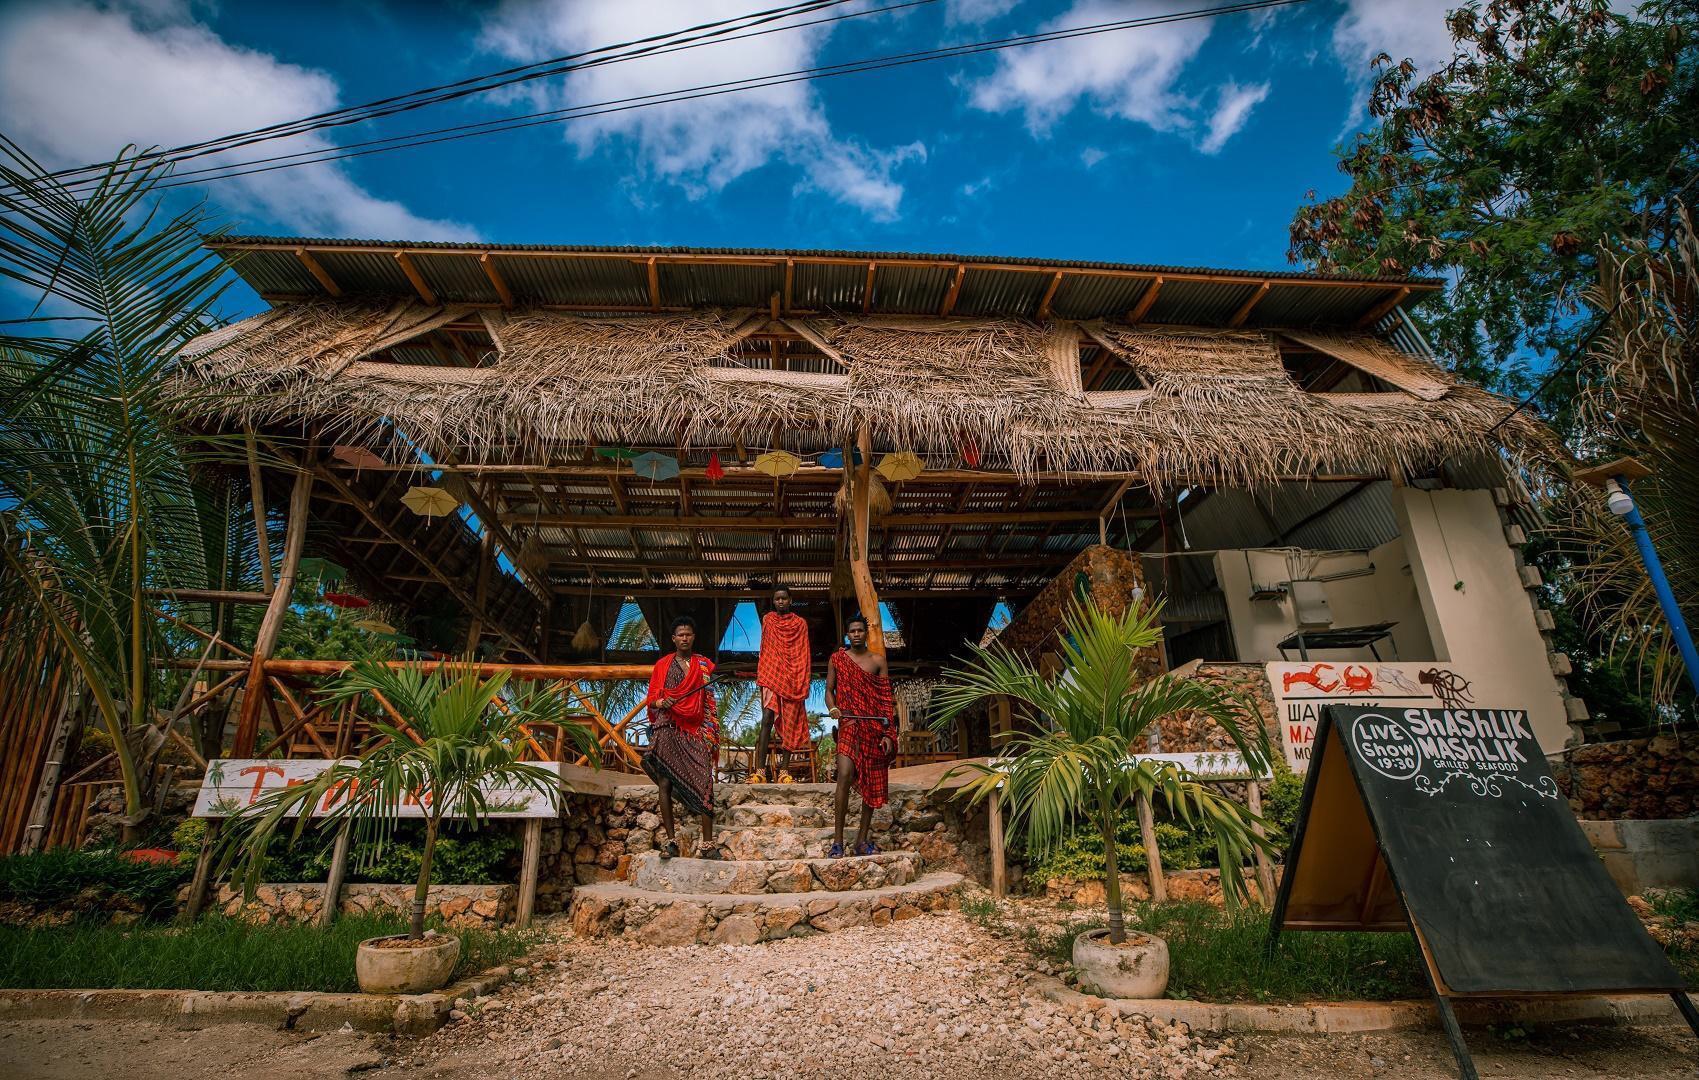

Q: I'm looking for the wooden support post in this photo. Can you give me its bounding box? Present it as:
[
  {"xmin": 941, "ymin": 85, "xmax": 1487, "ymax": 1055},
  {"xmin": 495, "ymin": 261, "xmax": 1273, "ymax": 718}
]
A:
[
  {"xmin": 847, "ymin": 427, "xmax": 886, "ymax": 656},
  {"xmin": 466, "ymin": 532, "xmax": 492, "ymax": 652},
  {"xmin": 183, "ymin": 818, "xmax": 222, "ymax": 920},
  {"xmin": 1137, "ymin": 792, "xmax": 1167, "ymax": 903},
  {"xmin": 245, "ymin": 432, "xmax": 274, "ymax": 593},
  {"xmin": 516, "ymin": 819, "xmax": 543, "ymax": 928},
  {"xmin": 234, "ymin": 460, "xmax": 314, "ymax": 755},
  {"xmin": 320, "ymin": 823, "xmax": 354, "ymax": 926},
  {"xmin": 988, "ymin": 787, "xmax": 1007, "ymax": 899},
  {"xmin": 1246, "ymin": 779, "xmax": 1277, "ymax": 906}
]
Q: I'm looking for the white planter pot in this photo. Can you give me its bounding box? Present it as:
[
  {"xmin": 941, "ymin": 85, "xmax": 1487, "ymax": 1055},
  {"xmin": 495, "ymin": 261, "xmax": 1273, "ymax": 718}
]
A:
[
  {"xmin": 355, "ymin": 934, "xmax": 461, "ymax": 994},
  {"xmin": 1071, "ymin": 926, "xmax": 1170, "ymax": 999}
]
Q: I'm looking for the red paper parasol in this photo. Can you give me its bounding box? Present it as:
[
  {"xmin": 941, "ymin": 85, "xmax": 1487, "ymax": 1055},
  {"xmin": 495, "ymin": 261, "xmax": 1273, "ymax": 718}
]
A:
[{"xmin": 324, "ymin": 592, "xmax": 370, "ymax": 609}]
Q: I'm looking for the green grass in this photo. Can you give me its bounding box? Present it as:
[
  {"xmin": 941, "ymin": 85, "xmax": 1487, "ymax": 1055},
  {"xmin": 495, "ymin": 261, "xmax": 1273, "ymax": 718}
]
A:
[
  {"xmin": 1647, "ymin": 888, "xmax": 1699, "ymax": 986},
  {"xmin": 0, "ymin": 915, "xmax": 535, "ymax": 993},
  {"xmin": 1003, "ymin": 900, "xmax": 1427, "ymax": 1003}
]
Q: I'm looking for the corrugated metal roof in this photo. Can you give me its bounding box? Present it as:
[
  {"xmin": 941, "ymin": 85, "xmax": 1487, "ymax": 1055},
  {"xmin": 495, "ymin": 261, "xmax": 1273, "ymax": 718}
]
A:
[{"xmin": 210, "ymin": 235, "xmax": 1439, "ymax": 326}]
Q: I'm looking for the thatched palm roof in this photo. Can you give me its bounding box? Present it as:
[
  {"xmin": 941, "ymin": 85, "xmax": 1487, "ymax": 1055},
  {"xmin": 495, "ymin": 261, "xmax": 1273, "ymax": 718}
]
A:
[{"xmin": 176, "ymin": 299, "xmax": 1542, "ymax": 489}]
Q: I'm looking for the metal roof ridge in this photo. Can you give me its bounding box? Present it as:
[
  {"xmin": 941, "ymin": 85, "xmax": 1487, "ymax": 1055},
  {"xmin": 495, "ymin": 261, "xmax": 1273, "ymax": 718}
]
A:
[{"xmin": 205, "ymin": 234, "xmax": 1442, "ymax": 288}]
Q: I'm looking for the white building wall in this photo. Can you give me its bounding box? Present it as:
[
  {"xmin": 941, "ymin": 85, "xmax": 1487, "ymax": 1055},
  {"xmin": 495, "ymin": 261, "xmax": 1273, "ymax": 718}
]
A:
[{"xmin": 1393, "ymin": 487, "xmax": 1569, "ymax": 752}]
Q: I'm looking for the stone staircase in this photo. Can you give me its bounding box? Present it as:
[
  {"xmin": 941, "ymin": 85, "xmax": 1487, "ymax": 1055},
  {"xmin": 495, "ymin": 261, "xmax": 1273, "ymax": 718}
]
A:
[{"xmin": 569, "ymin": 781, "xmax": 967, "ymax": 945}]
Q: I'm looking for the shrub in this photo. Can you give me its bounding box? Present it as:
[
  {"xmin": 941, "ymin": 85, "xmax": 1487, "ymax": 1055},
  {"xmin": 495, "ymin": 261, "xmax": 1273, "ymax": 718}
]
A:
[
  {"xmin": 1028, "ymin": 816, "xmax": 1209, "ymax": 887},
  {"xmin": 224, "ymin": 824, "xmax": 518, "ymax": 886},
  {"xmin": 0, "ymin": 849, "xmax": 190, "ymax": 919}
]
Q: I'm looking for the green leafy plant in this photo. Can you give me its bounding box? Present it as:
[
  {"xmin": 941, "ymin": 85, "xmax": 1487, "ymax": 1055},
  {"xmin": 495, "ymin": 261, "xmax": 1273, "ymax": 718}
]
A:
[
  {"xmin": 217, "ymin": 659, "xmax": 595, "ymax": 939},
  {"xmin": 0, "ymin": 849, "xmax": 190, "ymax": 918},
  {"xmin": 934, "ymin": 598, "xmax": 1273, "ymax": 944}
]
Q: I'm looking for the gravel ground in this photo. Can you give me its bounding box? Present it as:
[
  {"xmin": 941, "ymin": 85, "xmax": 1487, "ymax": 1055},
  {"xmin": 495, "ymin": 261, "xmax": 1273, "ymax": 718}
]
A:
[
  {"xmin": 398, "ymin": 910, "xmax": 1236, "ymax": 1080},
  {"xmin": 2, "ymin": 909, "xmax": 1692, "ymax": 1079}
]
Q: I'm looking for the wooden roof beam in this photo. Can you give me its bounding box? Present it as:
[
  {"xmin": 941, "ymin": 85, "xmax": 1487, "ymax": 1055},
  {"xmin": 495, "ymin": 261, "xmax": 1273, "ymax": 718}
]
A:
[
  {"xmin": 539, "ymin": 553, "xmax": 1082, "ymax": 573},
  {"xmin": 479, "ymin": 253, "xmax": 515, "ymax": 308},
  {"xmin": 939, "ymin": 264, "xmax": 967, "ymax": 316},
  {"xmin": 1037, "ymin": 271, "xmax": 1064, "ymax": 320},
  {"xmin": 294, "ymin": 248, "xmax": 341, "ymax": 297},
  {"xmin": 1355, "ymin": 285, "xmax": 1412, "ymax": 329},
  {"xmin": 1228, "ymin": 281, "xmax": 1271, "ymax": 328},
  {"xmin": 646, "ymin": 256, "xmax": 660, "ymax": 312},
  {"xmin": 312, "ymin": 466, "xmax": 537, "ymax": 660},
  {"xmin": 782, "ymin": 258, "xmax": 794, "ymax": 314},
  {"xmin": 1127, "ymin": 276, "xmax": 1163, "ymax": 323},
  {"xmin": 394, "ymin": 251, "xmax": 437, "ymax": 306},
  {"xmin": 863, "ymin": 261, "xmax": 877, "ymax": 313},
  {"xmin": 506, "ymin": 509, "xmax": 1145, "ymax": 529}
]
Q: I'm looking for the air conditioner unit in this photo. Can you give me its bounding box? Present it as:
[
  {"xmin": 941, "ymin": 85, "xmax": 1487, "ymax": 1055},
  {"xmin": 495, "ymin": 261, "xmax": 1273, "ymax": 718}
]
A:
[{"xmin": 1289, "ymin": 579, "xmax": 1333, "ymax": 629}]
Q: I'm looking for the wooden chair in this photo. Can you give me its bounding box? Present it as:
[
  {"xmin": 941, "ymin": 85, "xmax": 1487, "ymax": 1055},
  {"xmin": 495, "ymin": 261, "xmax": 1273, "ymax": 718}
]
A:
[{"xmin": 771, "ymin": 746, "xmax": 818, "ymax": 784}]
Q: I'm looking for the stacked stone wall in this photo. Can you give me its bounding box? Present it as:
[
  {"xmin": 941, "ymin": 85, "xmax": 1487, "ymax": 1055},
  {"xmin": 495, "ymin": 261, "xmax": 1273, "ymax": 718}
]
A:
[{"xmin": 1551, "ymin": 734, "xmax": 1698, "ymax": 820}]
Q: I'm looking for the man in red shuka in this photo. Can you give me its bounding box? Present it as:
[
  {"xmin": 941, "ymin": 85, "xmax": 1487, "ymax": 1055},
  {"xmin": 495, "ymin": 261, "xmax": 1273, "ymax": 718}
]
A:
[
  {"xmin": 825, "ymin": 613, "xmax": 897, "ymax": 858},
  {"xmin": 753, "ymin": 587, "xmax": 812, "ymax": 780},
  {"xmin": 640, "ymin": 616, "xmax": 723, "ymax": 860}
]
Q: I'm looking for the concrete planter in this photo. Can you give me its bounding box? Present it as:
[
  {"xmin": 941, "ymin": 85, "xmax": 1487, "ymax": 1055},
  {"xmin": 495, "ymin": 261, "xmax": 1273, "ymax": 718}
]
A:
[
  {"xmin": 1072, "ymin": 927, "xmax": 1170, "ymax": 999},
  {"xmin": 355, "ymin": 934, "xmax": 461, "ymax": 994}
]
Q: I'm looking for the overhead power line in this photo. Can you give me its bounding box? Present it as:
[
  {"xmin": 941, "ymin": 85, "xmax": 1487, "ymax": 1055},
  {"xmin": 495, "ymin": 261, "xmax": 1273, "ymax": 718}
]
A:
[
  {"xmin": 26, "ymin": 0, "xmax": 1313, "ymax": 202},
  {"xmin": 23, "ymin": 0, "xmax": 866, "ymax": 191}
]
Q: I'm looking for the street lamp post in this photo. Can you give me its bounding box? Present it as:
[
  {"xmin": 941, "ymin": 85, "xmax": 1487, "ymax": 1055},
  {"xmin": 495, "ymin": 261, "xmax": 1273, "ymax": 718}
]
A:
[{"xmin": 1576, "ymin": 458, "xmax": 1699, "ymax": 698}]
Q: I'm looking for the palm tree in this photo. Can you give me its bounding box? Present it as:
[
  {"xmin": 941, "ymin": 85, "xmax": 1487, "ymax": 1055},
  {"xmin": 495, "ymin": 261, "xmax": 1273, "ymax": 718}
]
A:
[
  {"xmin": 1563, "ymin": 205, "xmax": 1699, "ymax": 713},
  {"xmin": 0, "ymin": 140, "xmax": 235, "ymax": 836},
  {"xmin": 217, "ymin": 659, "xmax": 598, "ymax": 939},
  {"xmin": 934, "ymin": 598, "xmax": 1272, "ymax": 944}
]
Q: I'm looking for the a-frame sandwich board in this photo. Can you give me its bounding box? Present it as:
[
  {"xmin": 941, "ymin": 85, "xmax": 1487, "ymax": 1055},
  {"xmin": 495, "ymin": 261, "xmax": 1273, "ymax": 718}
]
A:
[{"xmin": 1269, "ymin": 703, "xmax": 1696, "ymax": 1079}]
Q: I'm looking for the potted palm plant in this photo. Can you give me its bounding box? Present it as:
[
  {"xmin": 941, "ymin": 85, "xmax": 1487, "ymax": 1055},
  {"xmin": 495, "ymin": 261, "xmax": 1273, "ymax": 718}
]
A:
[
  {"xmin": 218, "ymin": 659, "xmax": 594, "ymax": 993},
  {"xmin": 935, "ymin": 598, "xmax": 1272, "ymax": 999}
]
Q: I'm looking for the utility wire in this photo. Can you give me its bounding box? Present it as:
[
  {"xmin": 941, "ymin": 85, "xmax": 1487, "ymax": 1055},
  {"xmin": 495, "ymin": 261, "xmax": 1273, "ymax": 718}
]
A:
[
  {"xmin": 22, "ymin": 0, "xmax": 861, "ymax": 190},
  {"xmin": 26, "ymin": 0, "xmax": 1311, "ymax": 200}
]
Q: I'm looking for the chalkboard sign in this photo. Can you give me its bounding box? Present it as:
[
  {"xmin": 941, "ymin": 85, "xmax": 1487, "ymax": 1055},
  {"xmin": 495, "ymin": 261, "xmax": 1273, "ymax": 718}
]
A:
[{"xmin": 1278, "ymin": 704, "xmax": 1681, "ymax": 994}]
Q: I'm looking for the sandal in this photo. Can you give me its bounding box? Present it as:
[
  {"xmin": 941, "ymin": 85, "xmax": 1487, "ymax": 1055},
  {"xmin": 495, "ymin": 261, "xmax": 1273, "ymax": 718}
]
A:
[
  {"xmin": 855, "ymin": 840, "xmax": 879, "ymax": 857},
  {"xmin": 660, "ymin": 840, "xmax": 679, "ymax": 861},
  {"xmin": 827, "ymin": 841, "xmax": 845, "ymax": 859},
  {"xmin": 699, "ymin": 843, "xmax": 724, "ymax": 861}
]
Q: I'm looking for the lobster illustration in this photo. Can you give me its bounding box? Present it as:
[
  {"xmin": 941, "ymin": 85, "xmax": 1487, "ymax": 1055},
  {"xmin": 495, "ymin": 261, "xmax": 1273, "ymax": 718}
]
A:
[{"xmin": 1283, "ymin": 663, "xmax": 1339, "ymax": 693}]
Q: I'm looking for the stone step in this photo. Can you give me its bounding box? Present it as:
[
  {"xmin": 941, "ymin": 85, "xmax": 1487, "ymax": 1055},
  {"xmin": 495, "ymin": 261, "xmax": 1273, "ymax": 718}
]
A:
[
  {"xmin": 627, "ymin": 850, "xmax": 923, "ymax": 895},
  {"xmin": 721, "ymin": 803, "xmax": 833, "ymax": 829},
  {"xmin": 570, "ymin": 872, "xmax": 964, "ymax": 945},
  {"xmin": 714, "ymin": 825, "xmax": 912, "ymax": 862}
]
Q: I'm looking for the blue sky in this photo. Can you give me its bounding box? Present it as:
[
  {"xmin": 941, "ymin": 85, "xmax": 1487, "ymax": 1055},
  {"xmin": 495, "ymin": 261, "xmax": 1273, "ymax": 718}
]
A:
[{"xmin": 0, "ymin": 0, "xmax": 1468, "ymax": 320}]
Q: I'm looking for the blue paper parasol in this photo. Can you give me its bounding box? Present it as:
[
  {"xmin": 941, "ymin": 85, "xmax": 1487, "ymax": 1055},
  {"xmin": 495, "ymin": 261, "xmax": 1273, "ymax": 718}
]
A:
[{"xmin": 631, "ymin": 452, "xmax": 681, "ymax": 481}]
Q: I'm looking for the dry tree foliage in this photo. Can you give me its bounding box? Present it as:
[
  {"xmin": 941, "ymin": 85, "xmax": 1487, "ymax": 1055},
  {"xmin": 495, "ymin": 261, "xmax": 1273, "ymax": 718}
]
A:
[{"xmin": 1561, "ymin": 206, "xmax": 1699, "ymax": 707}]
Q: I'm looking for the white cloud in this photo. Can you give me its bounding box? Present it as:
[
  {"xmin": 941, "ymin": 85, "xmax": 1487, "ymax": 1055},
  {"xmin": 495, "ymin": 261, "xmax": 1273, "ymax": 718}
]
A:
[
  {"xmin": 477, "ymin": 0, "xmax": 924, "ymax": 221},
  {"xmin": 965, "ymin": 0, "xmax": 1266, "ymax": 154},
  {"xmin": 946, "ymin": 0, "xmax": 1022, "ymax": 24},
  {"xmin": 1079, "ymin": 146, "xmax": 1106, "ymax": 168},
  {"xmin": 1198, "ymin": 81, "xmax": 1269, "ymax": 155},
  {"xmin": 0, "ymin": 0, "xmax": 475, "ymax": 240},
  {"xmin": 969, "ymin": 0, "xmax": 1213, "ymax": 135},
  {"xmin": 1330, "ymin": 0, "xmax": 1461, "ymax": 83}
]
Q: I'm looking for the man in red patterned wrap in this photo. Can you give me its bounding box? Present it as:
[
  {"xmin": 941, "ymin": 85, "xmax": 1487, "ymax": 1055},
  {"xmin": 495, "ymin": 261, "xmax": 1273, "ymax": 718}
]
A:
[
  {"xmin": 753, "ymin": 587, "xmax": 812, "ymax": 779},
  {"xmin": 825, "ymin": 614, "xmax": 897, "ymax": 858},
  {"xmin": 640, "ymin": 616, "xmax": 723, "ymax": 860}
]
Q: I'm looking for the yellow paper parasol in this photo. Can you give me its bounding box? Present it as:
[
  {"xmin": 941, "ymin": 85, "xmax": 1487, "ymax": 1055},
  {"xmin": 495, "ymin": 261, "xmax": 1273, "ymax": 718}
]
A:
[
  {"xmin": 876, "ymin": 451, "xmax": 924, "ymax": 482},
  {"xmin": 752, "ymin": 450, "xmax": 801, "ymax": 478},
  {"xmin": 401, "ymin": 485, "xmax": 459, "ymax": 517},
  {"xmin": 352, "ymin": 618, "xmax": 396, "ymax": 635}
]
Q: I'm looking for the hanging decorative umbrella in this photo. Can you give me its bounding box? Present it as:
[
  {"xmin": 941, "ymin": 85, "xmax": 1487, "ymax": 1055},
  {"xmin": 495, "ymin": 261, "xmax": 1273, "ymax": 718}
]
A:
[
  {"xmin": 959, "ymin": 437, "xmax": 981, "ymax": 469},
  {"xmin": 330, "ymin": 445, "xmax": 385, "ymax": 470},
  {"xmin": 704, "ymin": 451, "xmax": 725, "ymax": 482},
  {"xmin": 353, "ymin": 617, "xmax": 397, "ymax": 635},
  {"xmin": 323, "ymin": 592, "xmax": 370, "ymax": 609},
  {"xmin": 401, "ymin": 485, "xmax": 459, "ymax": 518},
  {"xmin": 631, "ymin": 451, "xmax": 681, "ymax": 482},
  {"xmin": 876, "ymin": 451, "xmax": 924, "ymax": 482},
  {"xmin": 752, "ymin": 450, "xmax": 801, "ymax": 478},
  {"xmin": 297, "ymin": 557, "xmax": 347, "ymax": 585},
  {"xmin": 594, "ymin": 446, "xmax": 639, "ymax": 461}
]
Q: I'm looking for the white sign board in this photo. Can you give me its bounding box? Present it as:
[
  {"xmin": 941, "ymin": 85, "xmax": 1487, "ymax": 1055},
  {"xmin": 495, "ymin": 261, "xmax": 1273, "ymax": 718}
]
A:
[
  {"xmin": 191, "ymin": 758, "xmax": 564, "ymax": 819},
  {"xmin": 1132, "ymin": 751, "xmax": 1269, "ymax": 781},
  {"xmin": 1266, "ymin": 661, "xmax": 1482, "ymax": 773}
]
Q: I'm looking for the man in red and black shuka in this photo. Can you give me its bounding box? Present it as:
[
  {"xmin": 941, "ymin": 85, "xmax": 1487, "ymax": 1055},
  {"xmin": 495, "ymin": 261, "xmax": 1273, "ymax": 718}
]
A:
[
  {"xmin": 753, "ymin": 587, "xmax": 812, "ymax": 779},
  {"xmin": 640, "ymin": 616, "xmax": 723, "ymax": 860},
  {"xmin": 825, "ymin": 613, "xmax": 897, "ymax": 859}
]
